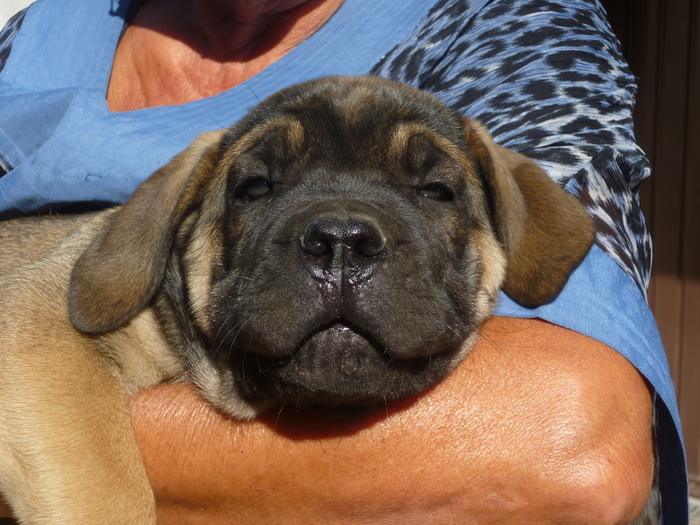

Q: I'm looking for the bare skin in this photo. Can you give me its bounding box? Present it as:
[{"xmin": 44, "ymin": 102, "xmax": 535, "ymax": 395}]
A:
[
  {"xmin": 0, "ymin": 0, "xmax": 655, "ymax": 521},
  {"xmin": 130, "ymin": 318, "xmax": 653, "ymax": 525},
  {"xmin": 107, "ymin": 0, "xmax": 345, "ymax": 111}
]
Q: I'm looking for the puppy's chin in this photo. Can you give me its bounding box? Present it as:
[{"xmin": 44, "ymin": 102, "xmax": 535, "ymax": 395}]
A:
[{"xmin": 228, "ymin": 321, "xmax": 459, "ymax": 415}]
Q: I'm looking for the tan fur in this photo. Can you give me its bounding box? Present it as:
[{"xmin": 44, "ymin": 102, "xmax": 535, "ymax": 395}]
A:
[
  {"xmin": 387, "ymin": 121, "xmax": 471, "ymax": 169},
  {"xmin": 0, "ymin": 77, "xmax": 598, "ymax": 524},
  {"xmin": 0, "ymin": 218, "xmax": 173, "ymax": 524},
  {"xmin": 178, "ymin": 177, "xmax": 228, "ymax": 336},
  {"xmin": 471, "ymin": 226, "xmax": 508, "ymax": 319},
  {"xmin": 219, "ymin": 115, "xmax": 307, "ymax": 167},
  {"xmin": 68, "ymin": 130, "xmax": 227, "ymax": 335}
]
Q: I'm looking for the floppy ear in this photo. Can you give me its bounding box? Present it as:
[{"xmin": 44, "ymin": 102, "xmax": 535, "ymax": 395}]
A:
[
  {"xmin": 464, "ymin": 120, "xmax": 595, "ymax": 307},
  {"xmin": 68, "ymin": 130, "xmax": 227, "ymax": 334}
]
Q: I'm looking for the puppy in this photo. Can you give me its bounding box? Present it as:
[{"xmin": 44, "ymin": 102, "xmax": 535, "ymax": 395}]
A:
[{"xmin": 0, "ymin": 76, "xmax": 595, "ymax": 523}]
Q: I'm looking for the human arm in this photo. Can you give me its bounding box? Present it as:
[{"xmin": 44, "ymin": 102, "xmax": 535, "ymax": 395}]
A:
[
  {"xmin": 129, "ymin": 317, "xmax": 654, "ymax": 525},
  {"xmin": 119, "ymin": 2, "xmax": 671, "ymax": 520}
]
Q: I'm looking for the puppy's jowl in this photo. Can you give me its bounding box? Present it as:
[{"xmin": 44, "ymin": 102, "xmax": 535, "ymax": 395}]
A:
[{"xmin": 0, "ymin": 76, "xmax": 594, "ymax": 523}]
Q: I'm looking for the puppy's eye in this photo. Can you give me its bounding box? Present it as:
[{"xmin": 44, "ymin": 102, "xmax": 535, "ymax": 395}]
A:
[
  {"xmin": 418, "ymin": 182, "xmax": 454, "ymax": 202},
  {"xmin": 238, "ymin": 177, "xmax": 273, "ymax": 202}
]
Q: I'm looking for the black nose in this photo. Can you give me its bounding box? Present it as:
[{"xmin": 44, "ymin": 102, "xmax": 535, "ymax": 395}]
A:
[{"xmin": 300, "ymin": 215, "xmax": 387, "ymax": 267}]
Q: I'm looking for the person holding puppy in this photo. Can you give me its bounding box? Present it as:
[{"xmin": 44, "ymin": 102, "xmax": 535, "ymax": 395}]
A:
[{"xmin": 0, "ymin": 0, "xmax": 685, "ymax": 523}]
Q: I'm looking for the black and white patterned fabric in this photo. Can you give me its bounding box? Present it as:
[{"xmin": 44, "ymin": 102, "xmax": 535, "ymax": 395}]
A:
[{"xmin": 370, "ymin": 0, "xmax": 652, "ymax": 294}]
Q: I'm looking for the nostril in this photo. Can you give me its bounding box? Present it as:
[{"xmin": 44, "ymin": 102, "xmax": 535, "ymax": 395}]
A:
[
  {"xmin": 353, "ymin": 224, "xmax": 386, "ymax": 257},
  {"xmin": 300, "ymin": 216, "xmax": 387, "ymax": 259},
  {"xmin": 300, "ymin": 232, "xmax": 332, "ymax": 257}
]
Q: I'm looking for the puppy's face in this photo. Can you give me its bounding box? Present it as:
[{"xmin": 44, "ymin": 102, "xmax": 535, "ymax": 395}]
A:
[
  {"xmin": 209, "ymin": 82, "xmax": 499, "ymax": 411},
  {"xmin": 69, "ymin": 76, "xmax": 594, "ymax": 418}
]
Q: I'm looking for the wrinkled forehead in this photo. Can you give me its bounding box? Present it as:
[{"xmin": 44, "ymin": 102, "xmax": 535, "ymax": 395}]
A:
[
  {"xmin": 269, "ymin": 77, "xmax": 467, "ymax": 146},
  {"xmin": 220, "ymin": 77, "xmax": 470, "ymax": 169}
]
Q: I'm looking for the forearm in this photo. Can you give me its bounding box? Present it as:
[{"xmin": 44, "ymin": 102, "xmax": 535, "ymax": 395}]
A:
[{"xmin": 129, "ymin": 317, "xmax": 654, "ymax": 525}]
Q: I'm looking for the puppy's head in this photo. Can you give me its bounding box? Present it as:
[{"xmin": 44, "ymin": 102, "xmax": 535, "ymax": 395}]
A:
[{"xmin": 69, "ymin": 76, "xmax": 594, "ymax": 418}]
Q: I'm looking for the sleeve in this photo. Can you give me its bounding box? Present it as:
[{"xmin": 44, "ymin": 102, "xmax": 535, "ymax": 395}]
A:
[
  {"xmin": 374, "ymin": 0, "xmax": 649, "ymax": 289},
  {"xmin": 371, "ymin": 1, "xmax": 687, "ymax": 522}
]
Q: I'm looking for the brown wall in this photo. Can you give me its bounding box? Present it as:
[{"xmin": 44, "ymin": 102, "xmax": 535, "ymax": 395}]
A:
[{"xmin": 601, "ymin": 0, "xmax": 700, "ymax": 497}]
